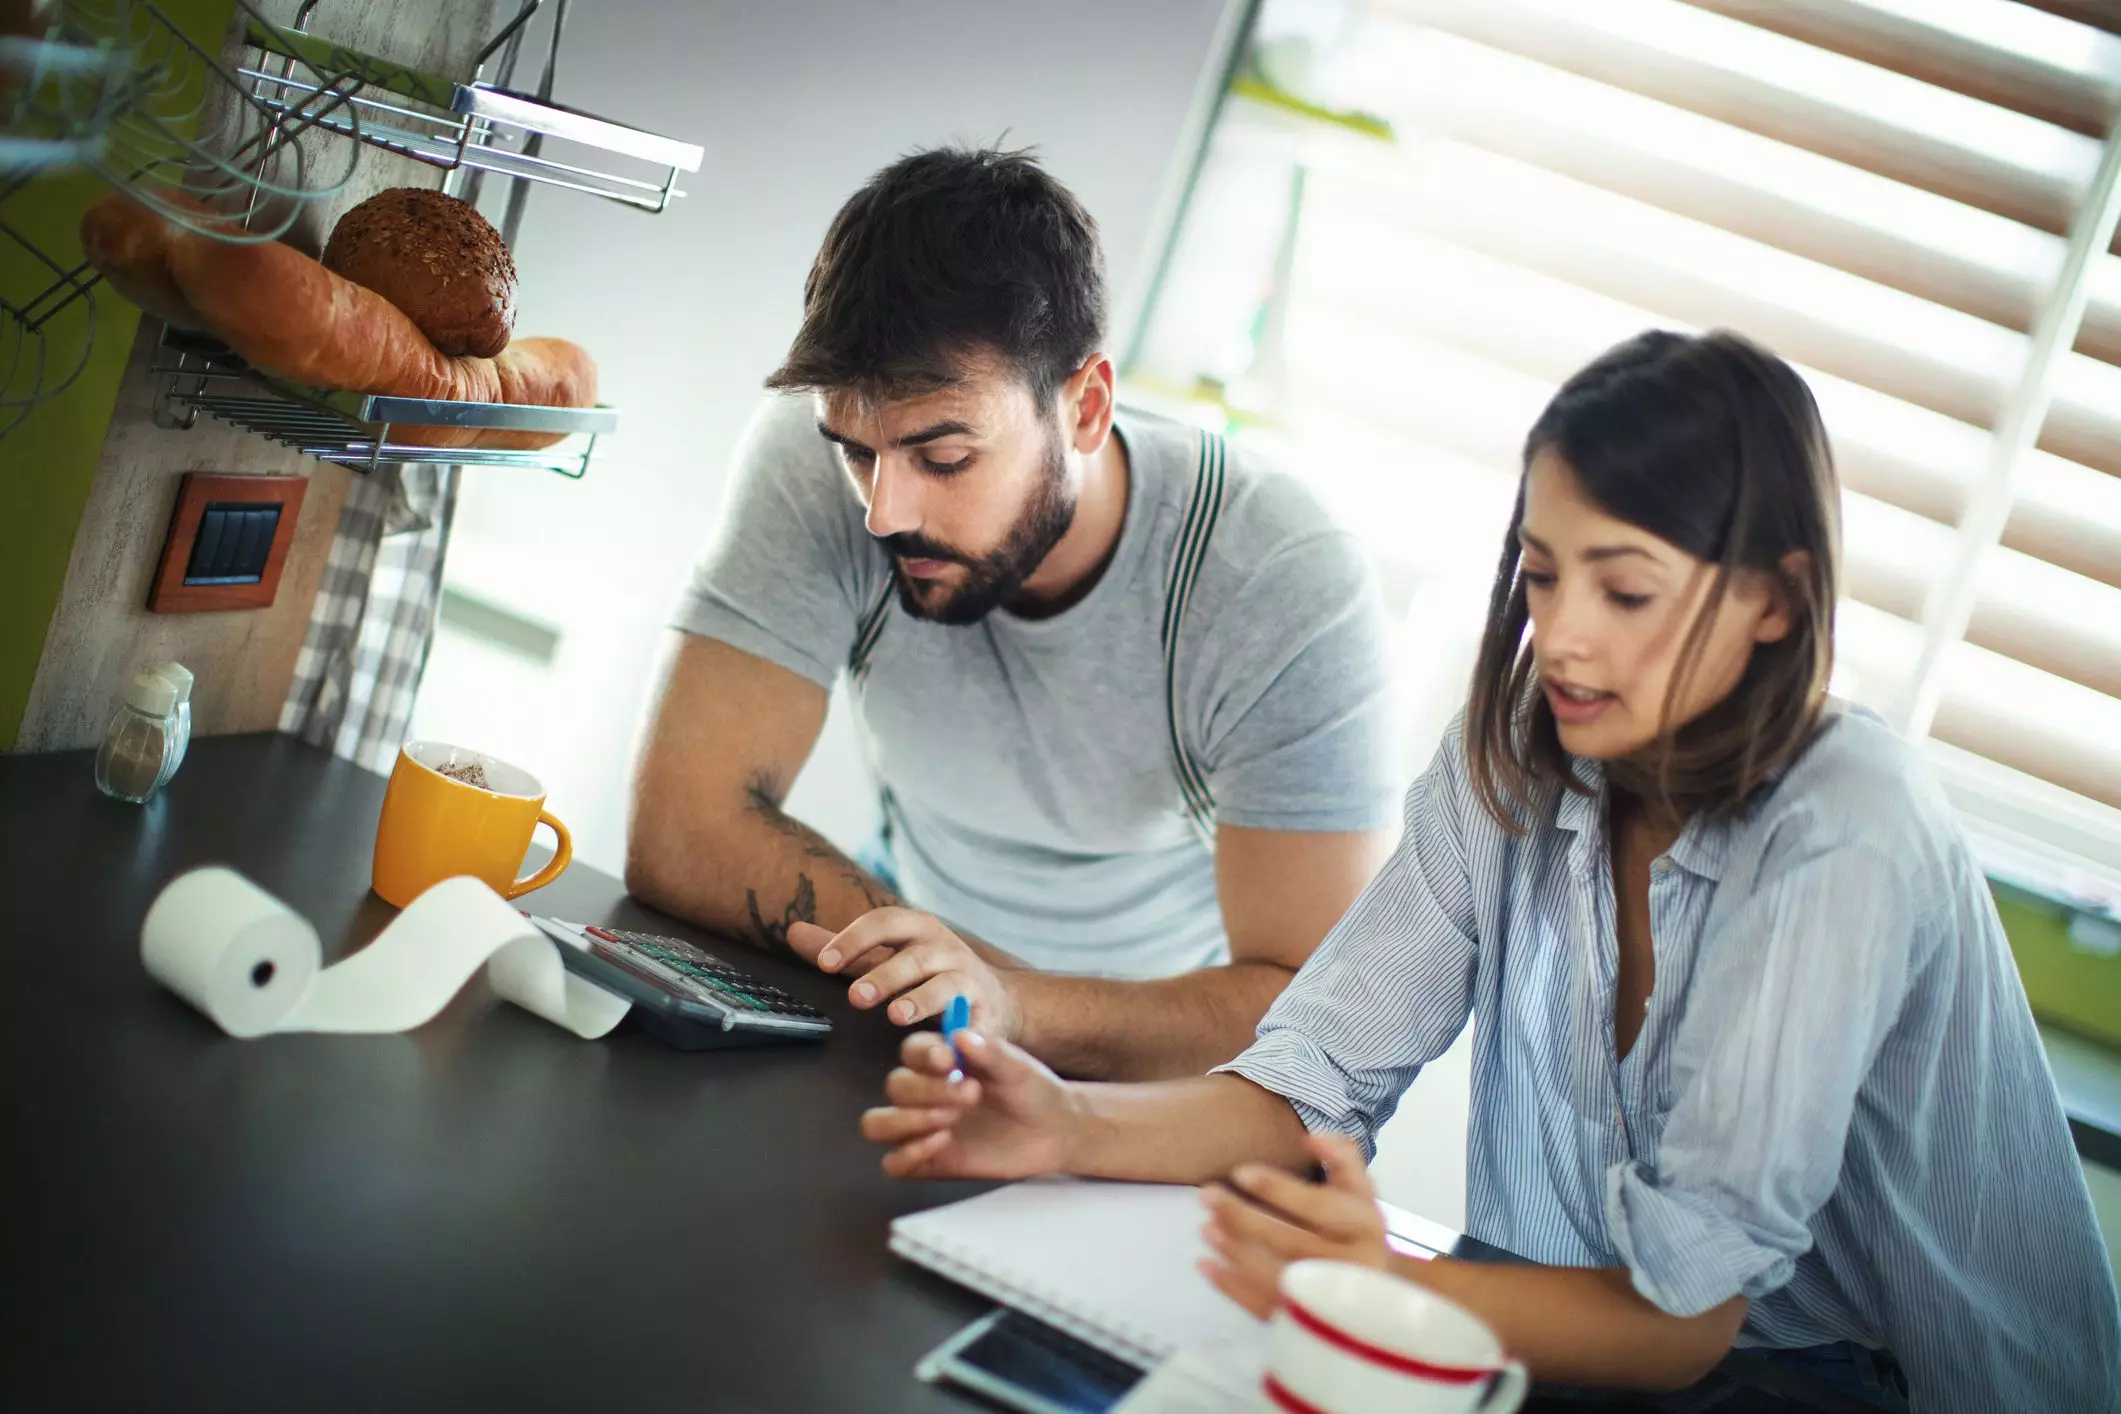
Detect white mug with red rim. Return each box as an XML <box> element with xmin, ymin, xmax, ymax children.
<box><xmin>1263</xmin><ymin>1260</ymin><xmax>1529</xmax><ymax>1414</ymax></box>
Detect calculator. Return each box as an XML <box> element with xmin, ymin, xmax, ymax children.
<box><xmin>528</xmin><ymin>917</ymin><xmax>832</xmax><ymax>1050</ymax></box>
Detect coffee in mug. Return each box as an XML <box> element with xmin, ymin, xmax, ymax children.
<box><xmin>371</xmin><ymin>741</ymin><xmax>572</xmax><ymax>908</ymax></box>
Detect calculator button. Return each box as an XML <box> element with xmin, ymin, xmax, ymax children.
<box><xmin>585</xmin><ymin>926</ymin><xmax>829</xmax><ymax>1020</ymax></box>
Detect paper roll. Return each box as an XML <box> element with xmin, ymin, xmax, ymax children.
<box><xmin>141</xmin><ymin>866</ymin><xmax>630</xmax><ymax>1040</ymax></box>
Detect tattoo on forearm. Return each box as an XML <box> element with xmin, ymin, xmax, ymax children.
<box><xmin>746</xmin><ymin>873</ymin><xmax>817</xmax><ymax>956</ymax></box>
<box><xmin>743</xmin><ymin>770</ymin><xmax>905</xmax><ymax>918</ymax></box>
<box><xmin>847</xmin><ymin>866</ymin><xmax>898</xmax><ymax>911</ymax></box>
<box><xmin>746</xmin><ymin>772</ymin><xmax>839</xmax><ymax>860</ymax></box>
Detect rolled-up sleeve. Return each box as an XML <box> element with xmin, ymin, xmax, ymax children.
<box><xmin>1215</xmin><ymin>720</ymin><xmax>1483</xmax><ymax>1158</ymax></box>
<box><xmin>1605</xmin><ymin>839</ymin><xmax>1920</xmax><ymax>1317</ymax></box>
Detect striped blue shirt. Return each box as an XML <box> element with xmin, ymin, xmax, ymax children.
<box><xmin>1221</xmin><ymin>704</ymin><xmax>2121</xmax><ymax>1411</ymax></box>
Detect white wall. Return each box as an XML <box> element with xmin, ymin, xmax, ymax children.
<box><xmin>412</xmin><ymin>0</ymin><xmax>1245</xmax><ymax>872</ymax></box>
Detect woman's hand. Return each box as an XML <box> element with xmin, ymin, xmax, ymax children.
<box><xmin>1199</xmin><ymin>1133</ymin><xmax>1394</xmax><ymax>1318</ymax></box>
<box><xmin>860</xmin><ymin>1029</ymin><xmax>1078</xmax><ymax>1180</ymax></box>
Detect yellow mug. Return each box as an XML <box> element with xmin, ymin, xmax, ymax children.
<box><xmin>371</xmin><ymin>741</ymin><xmax>572</xmax><ymax>908</ymax></box>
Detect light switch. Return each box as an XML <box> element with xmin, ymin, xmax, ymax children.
<box><xmin>149</xmin><ymin>473</ymin><xmax>308</xmax><ymax>613</ymax></box>
<box><xmin>183</xmin><ymin>502</ymin><xmax>283</xmax><ymax>586</ymax></box>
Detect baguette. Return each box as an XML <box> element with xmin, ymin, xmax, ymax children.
<box><xmin>460</xmin><ymin>338</ymin><xmax>599</xmax><ymax>450</ymax></box>
<box><xmin>81</xmin><ymin>192</ymin><xmax>596</xmax><ymax>452</ymax></box>
<box><xmin>79</xmin><ymin>191</ymin><xmax>209</xmax><ymax>331</ymax></box>
<box><xmin>167</xmin><ymin>230</ymin><xmax>596</xmax><ymax>452</ymax></box>
<box><xmin>166</xmin><ymin>224</ymin><xmax>504</xmax><ymax>403</ymax></box>
<box><xmin>366</xmin><ymin>337</ymin><xmax>597</xmax><ymax>450</ymax></box>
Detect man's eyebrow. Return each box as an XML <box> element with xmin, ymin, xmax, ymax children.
<box><xmin>814</xmin><ymin>419</ymin><xmax>976</xmax><ymax>452</ymax></box>
<box><xmin>895</xmin><ymin>419</ymin><xmax>975</xmax><ymax>447</ymax></box>
<box><xmin>815</xmin><ymin>421</ymin><xmax>869</xmax><ymax>454</ymax></box>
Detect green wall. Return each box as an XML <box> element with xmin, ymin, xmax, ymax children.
<box><xmin>1</xmin><ymin>169</ymin><xmax>143</xmax><ymax>750</ymax></box>
<box><xmin>1</xmin><ymin>0</ymin><xmax>236</xmax><ymax>750</ymax></box>
<box><xmin>1998</xmin><ymin>883</ymin><xmax>2121</xmax><ymax>1050</ymax></box>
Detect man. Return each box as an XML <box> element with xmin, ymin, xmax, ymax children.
<box><xmin>627</xmin><ymin>146</ymin><xmax>1398</xmax><ymax>1081</ymax></box>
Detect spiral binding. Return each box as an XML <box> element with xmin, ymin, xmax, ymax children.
<box><xmin>888</xmin><ymin>1228</ymin><xmax>1165</xmax><ymax>1369</ymax></box>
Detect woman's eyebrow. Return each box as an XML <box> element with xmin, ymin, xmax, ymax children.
<box><xmin>1583</xmin><ymin>545</ymin><xmax>1659</xmax><ymax>564</ymax></box>
<box><xmin>1517</xmin><ymin>528</ymin><xmax>1659</xmax><ymax>565</ymax></box>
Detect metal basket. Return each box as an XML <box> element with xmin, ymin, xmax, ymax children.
<box><xmin>0</xmin><ymin>174</ymin><xmax>98</xmax><ymax>437</ymax></box>
<box><xmin>153</xmin><ymin>328</ymin><xmax>615</xmax><ymax>478</ymax></box>
<box><xmin>2</xmin><ymin>0</ymin><xmax>681</xmax><ymax>457</ymax></box>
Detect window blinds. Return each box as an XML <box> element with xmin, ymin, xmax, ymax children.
<box><xmin>1132</xmin><ymin>0</ymin><xmax>2121</xmax><ymax>861</ymax></box>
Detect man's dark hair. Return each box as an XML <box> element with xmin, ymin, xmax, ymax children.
<box><xmin>766</xmin><ymin>145</ymin><xmax>1107</xmax><ymax>407</ymax></box>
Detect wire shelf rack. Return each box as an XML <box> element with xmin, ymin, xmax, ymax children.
<box><xmin>153</xmin><ymin>329</ymin><xmax>614</xmax><ymax>478</ymax></box>
<box><xmin>0</xmin><ymin>21</ymin><xmax>136</xmax><ymax>176</ymax></box>
<box><xmin>4</xmin><ymin>1</ymin><xmax>667</xmax><ymax>457</ymax></box>
<box><xmin>3</xmin><ymin>0</ymin><xmax>372</xmax><ymax>435</ymax></box>
<box><xmin>0</xmin><ymin>172</ymin><xmax>98</xmax><ymax>437</ymax></box>
<box><xmin>237</xmin><ymin>0</ymin><xmax>701</xmax><ymax>214</ymax></box>
<box><xmin>26</xmin><ymin>0</ymin><xmax>367</xmax><ymax>240</ymax></box>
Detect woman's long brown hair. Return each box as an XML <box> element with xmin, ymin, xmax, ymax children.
<box><xmin>1464</xmin><ymin>330</ymin><xmax>1841</xmax><ymax>832</ymax></box>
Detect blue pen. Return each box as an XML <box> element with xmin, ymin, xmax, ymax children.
<box><xmin>942</xmin><ymin>994</ymin><xmax>970</xmax><ymax>1067</ymax></box>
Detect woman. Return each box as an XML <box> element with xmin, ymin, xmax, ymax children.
<box><xmin>851</xmin><ymin>330</ymin><xmax>2121</xmax><ymax>1409</ymax></box>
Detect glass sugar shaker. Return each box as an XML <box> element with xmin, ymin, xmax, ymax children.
<box><xmin>94</xmin><ymin>673</ymin><xmax>178</xmax><ymax>804</ymax></box>
<box><xmin>148</xmin><ymin>660</ymin><xmax>194</xmax><ymax>788</ymax></box>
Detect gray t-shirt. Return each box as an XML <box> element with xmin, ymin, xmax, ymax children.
<box><xmin>675</xmin><ymin>394</ymin><xmax>1399</xmax><ymax>978</ymax></box>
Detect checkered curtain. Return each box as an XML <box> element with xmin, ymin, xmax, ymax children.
<box><xmin>278</xmin><ymin>461</ymin><xmax>457</xmax><ymax>772</ymax></box>
<box><xmin>252</xmin><ymin>0</ymin><xmax>522</xmax><ymax>773</ymax></box>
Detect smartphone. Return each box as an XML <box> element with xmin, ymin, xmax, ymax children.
<box><xmin>915</xmin><ymin>1309</ymin><xmax>1146</xmax><ymax>1414</ymax></box>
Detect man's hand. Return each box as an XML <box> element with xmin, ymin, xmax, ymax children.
<box><xmin>1198</xmin><ymin>1134</ymin><xmax>1394</xmax><ymax>1318</ymax></box>
<box><xmin>788</xmin><ymin>909</ymin><xmax>1022</xmax><ymax>1040</ymax></box>
<box><xmin>861</xmin><ymin>1031</ymin><xmax>1077</xmax><ymax>1180</ymax></box>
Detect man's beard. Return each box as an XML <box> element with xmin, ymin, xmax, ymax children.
<box><xmin>876</xmin><ymin>430</ymin><xmax>1077</xmax><ymax>626</ymax></box>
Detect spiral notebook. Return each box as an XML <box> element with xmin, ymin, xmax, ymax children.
<box><xmin>891</xmin><ymin>1177</ymin><xmax>1456</xmax><ymax>1370</ymax></box>
<box><xmin>890</xmin><ymin>1177</ymin><xmax>1259</xmax><ymax>1369</ymax></box>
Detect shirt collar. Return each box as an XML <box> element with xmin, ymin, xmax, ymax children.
<box><xmin>1667</xmin><ymin>813</ymin><xmax>1732</xmax><ymax>882</ymax></box>
<box><xmin>1550</xmin><ymin>752</ymin><xmax>1733</xmax><ymax>884</ymax></box>
<box><xmin>1553</xmin><ymin>754</ymin><xmax>1603</xmax><ymax>837</ymax></box>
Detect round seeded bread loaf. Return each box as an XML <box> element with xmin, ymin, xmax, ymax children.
<box><xmin>323</xmin><ymin>188</ymin><xmax>517</xmax><ymax>358</ymax></box>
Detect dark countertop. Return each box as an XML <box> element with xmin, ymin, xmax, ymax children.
<box><xmin>0</xmin><ymin>733</ymin><xmax>1002</xmax><ymax>1413</ymax></box>
<box><xmin>0</xmin><ymin>731</ymin><xmax>1835</xmax><ymax>1413</ymax></box>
